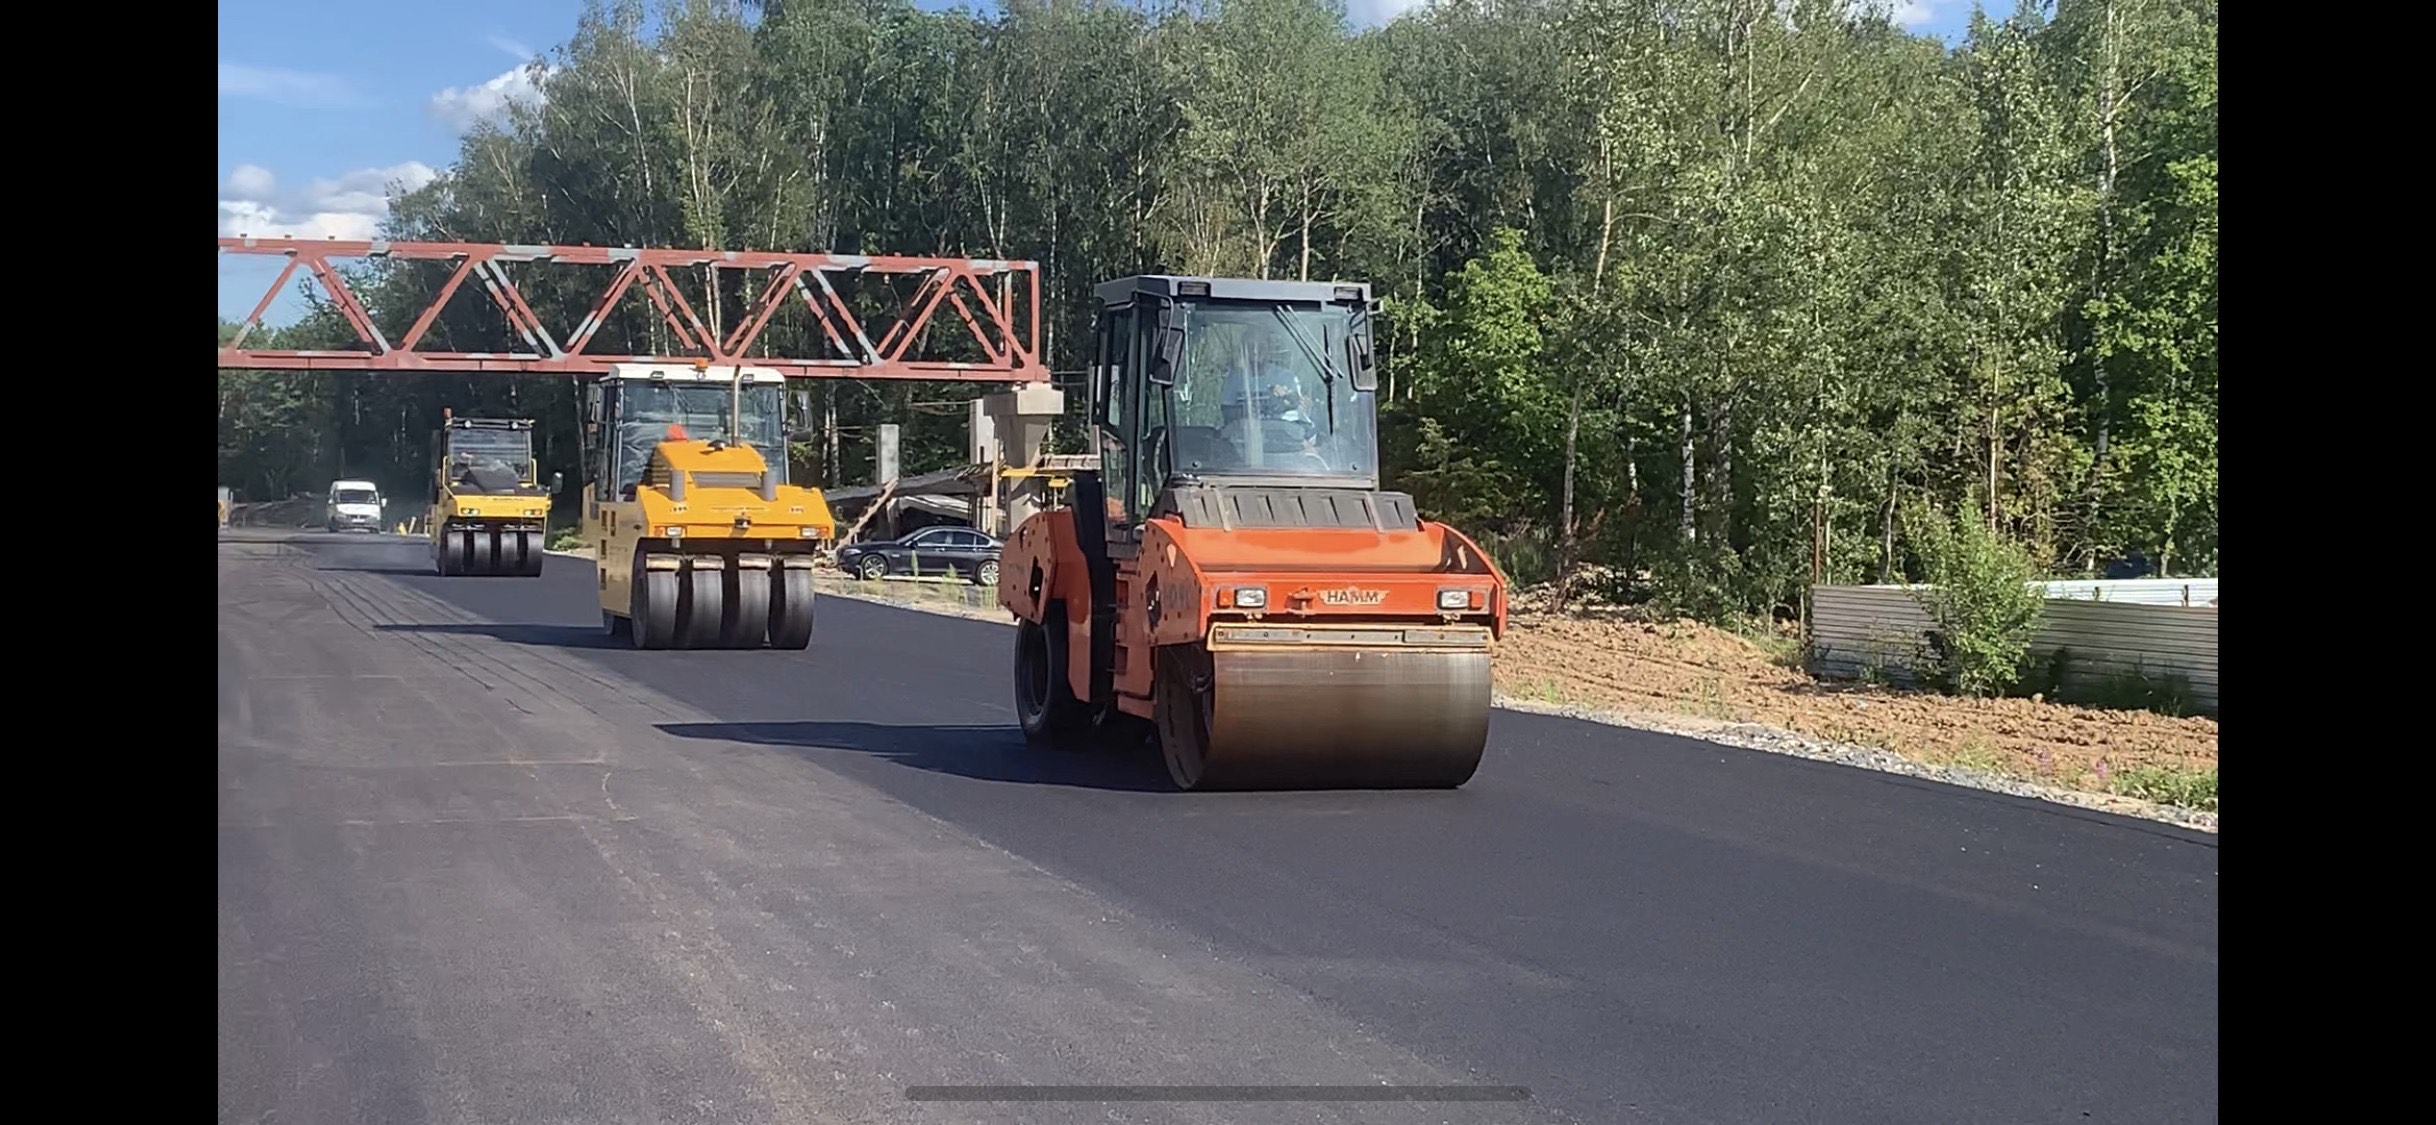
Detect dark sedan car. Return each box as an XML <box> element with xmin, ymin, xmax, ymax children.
<box><xmin>837</xmin><ymin>524</ymin><xmax>1002</xmax><ymax>586</ymax></box>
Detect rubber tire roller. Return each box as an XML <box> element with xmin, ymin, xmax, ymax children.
<box><xmin>624</xmin><ymin>552</ymin><xmax>816</xmax><ymax>651</ymax></box>
<box><xmin>434</xmin><ymin>524</ymin><xmax>545</xmax><ymax>577</ymax></box>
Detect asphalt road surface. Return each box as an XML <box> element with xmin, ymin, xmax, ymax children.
<box><xmin>218</xmin><ymin>529</ymin><xmax>2219</xmax><ymax>1125</ymax></box>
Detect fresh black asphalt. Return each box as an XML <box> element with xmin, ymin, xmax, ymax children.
<box><xmin>218</xmin><ymin>530</ymin><xmax>2219</xmax><ymax>1124</ymax></box>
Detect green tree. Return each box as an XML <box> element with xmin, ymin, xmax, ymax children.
<box><xmin>1903</xmin><ymin>499</ymin><xmax>2047</xmax><ymax>697</ymax></box>
<box><xmin>218</xmin><ymin>0</ymin><xmax>2215</xmax><ymax>612</ymax></box>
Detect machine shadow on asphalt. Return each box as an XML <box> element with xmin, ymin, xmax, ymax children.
<box><xmin>377</xmin><ymin>622</ymin><xmax>629</xmax><ymax>651</ymax></box>
<box><xmin>658</xmin><ymin>721</ymin><xmax>1178</xmax><ymax>792</ymax></box>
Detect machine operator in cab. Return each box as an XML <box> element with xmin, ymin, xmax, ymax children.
<box><xmin>1218</xmin><ymin>327</ymin><xmax>1334</xmax><ymax>473</ymax></box>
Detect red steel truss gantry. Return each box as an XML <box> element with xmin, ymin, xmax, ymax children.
<box><xmin>216</xmin><ymin>238</ymin><xmax>1042</xmax><ymax>381</ymax></box>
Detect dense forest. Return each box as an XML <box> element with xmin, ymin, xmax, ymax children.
<box><xmin>216</xmin><ymin>0</ymin><xmax>2218</xmax><ymax>619</ymax></box>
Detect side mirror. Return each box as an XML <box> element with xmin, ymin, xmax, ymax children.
<box><xmin>1148</xmin><ymin>306</ymin><xmax>1184</xmax><ymax>387</ymax></box>
<box><xmin>551</xmin><ymin>471</ymin><xmax>565</xmax><ymax>493</ymax></box>
<box><xmin>1347</xmin><ymin>309</ymin><xmax>1379</xmax><ymax>393</ymax></box>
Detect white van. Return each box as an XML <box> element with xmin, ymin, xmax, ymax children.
<box><xmin>325</xmin><ymin>479</ymin><xmax>385</xmax><ymax>533</ymax></box>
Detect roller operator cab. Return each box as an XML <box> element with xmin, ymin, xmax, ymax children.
<box><xmin>427</xmin><ymin>417</ymin><xmax>558</xmax><ymax>576</ymax></box>
<box><xmin>996</xmin><ymin>276</ymin><xmax>1511</xmax><ymax>791</ymax></box>
<box><xmin>581</xmin><ymin>363</ymin><xmax>835</xmax><ymax>650</ymax></box>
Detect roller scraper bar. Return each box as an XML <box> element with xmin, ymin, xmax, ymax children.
<box><xmin>217</xmin><ymin>238</ymin><xmax>1041</xmax><ymax>381</ymax></box>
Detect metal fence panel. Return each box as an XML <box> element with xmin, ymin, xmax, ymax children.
<box><xmin>2033</xmin><ymin>578</ymin><xmax>2218</xmax><ymax>606</ymax></box>
<box><xmin>1808</xmin><ymin>584</ymin><xmax>2218</xmax><ymax>713</ymax></box>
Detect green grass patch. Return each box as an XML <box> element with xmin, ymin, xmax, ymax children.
<box><xmin>2070</xmin><ymin>667</ymin><xmax>2203</xmax><ymax>718</ymax></box>
<box><xmin>1939</xmin><ymin>736</ymin><xmax>2009</xmax><ymax>775</ymax></box>
<box><xmin>1693</xmin><ymin>675</ymin><xmax>1738</xmax><ymax>721</ymax></box>
<box><xmin>1724</xmin><ymin>614</ymin><xmax>1804</xmax><ymax>669</ymax></box>
<box><xmin>2012</xmin><ymin>649</ymin><xmax>2206</xmax><ymax>719</ymax></box>
<box><xmin>2107</xmin><ymin>764</ymin><xmax>2217</xmax><ymax>812</ymax></box>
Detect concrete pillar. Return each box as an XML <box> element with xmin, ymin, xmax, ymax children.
<box><xmin>982</xmin><ymin>383</ymin><xmax>1064</xmax><ymax>469</ymax></box>
<box><xmin>967</xmin><ymin>399</ymin><xmax>996</xmax><ymax>466</ymax></box>
<box><xmin>981</xmin><ymin>382</ymin><xmax>1065</xmax><ymax>535</ymax></box>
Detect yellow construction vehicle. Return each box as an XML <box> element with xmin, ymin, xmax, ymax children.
<box><xmin>582</xmin><ymin>363</ymin><xmax>835</xmax><ymax>649</ymax></box>
<box><xmin>428</xmin><ymin>414</ymin><xmax>560</xmax><ymax>576</ymax></box>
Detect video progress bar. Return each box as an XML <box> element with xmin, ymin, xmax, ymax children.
<box><xmin>904</xmin><ymin>1085</ymin><xmax>1532</xmax><ymax>1102</ymax></box>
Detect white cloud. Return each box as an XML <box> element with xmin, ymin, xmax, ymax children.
<box><xmin>429</xmin><ymin>64</ymin><xmax>550</xmax><ymax>135</ymax></box>
<box><xmin>1884</xmin><ymin>0</ymin><xmax>1981</xmax><ymax>28</ymax></box>
<box><xmin>218</xmin><ymin>62</ymin><xmax>361</xmax><ymax>109</ymax></box>
<box><xmin>487</xmin><ymin>35</ymin><xmax>535</xmax><ymax>61</ymax></box>
<box><xmin>1346</xmin><ymin>0</ymin><xmax>1428</xmax><ymax>26</ymax></box>
<box><xmin>226</xmin><ymin>163</ymin><xmax>277</xmax><ymax>200</ymax></box>
<box><xmin>217</xmin><ymin>161</ymin><xmax>439</xmax><ymax>242</ymax></box>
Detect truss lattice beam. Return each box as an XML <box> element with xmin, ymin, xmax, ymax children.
<box><xmin>216</xmin><ymin>238</ymin><xmax>1042</xmax><ymax>381</ymax></box>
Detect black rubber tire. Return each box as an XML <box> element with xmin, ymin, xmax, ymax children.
<box><xmin>439</xmin><ymin>526</ymin><xmax>470</xmax><ymax>576</ymax></box>
<box><xmin>975</xmin><ymin>559</ymin><xmax>1000</xmax><ymax>588</ymax></box>
<box><xmin>1015</xmin><ymin>609</ymin><xmax>1090</xmax><ymax>747</ymax></box>
<box><xmin>515</xmin><ymin>530</ymin><xmax>545</xmax><ymax>576</ymax></box>
<box><xmin>1154</xmin><ymin>644</ymin><xmax>1217</xmax><ymax>790</ymax></box>
<box><xmin>676</xmin><ymin>563</ymin><xmax>724</xmax><ymax>649</ymax></box>
<box><xmin>632</xmin><ymin>555</ymin><xmax>680</xmax><ymax>650</ymax></box>
<box><xmin>858</xmin><ymin>554</ymin><xmax>888</xmax><ymax>581</ymax></box>
<box><xmin>768</xmin><ymin>567</ymin><xmax>816</xmax><ymax>650</ymax></box>
<box><xmin>720</xmin><ymin>565</ymin><xmax>771</xmax><ymax>649</ymax></box>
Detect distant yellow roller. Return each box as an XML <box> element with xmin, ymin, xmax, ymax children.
<box><xmin>428</xmin><ymin>414</ymin><xmax>557</xmax><ymax>577</ymax></box>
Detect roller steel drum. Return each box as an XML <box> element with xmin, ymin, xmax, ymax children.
<box><xmin>1158</xmin><ymin>639</ymin><xmax>1491</xmax><ymax>791</ymax></box>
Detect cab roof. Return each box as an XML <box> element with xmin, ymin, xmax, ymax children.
<box><xmin>1093</xmin><ymin>275</ymin><xmax>1371</xmax><ymax>308</ymax></box>
<box><xmin>601</xmin><ymin>362</ymin><xmax>786</xmax><ymax>385</ymax></box>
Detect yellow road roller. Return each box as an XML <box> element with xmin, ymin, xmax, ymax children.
<box><xmin>428</xmin><ymin>414</ymin><xmax>560</xmax><ymax>576</ymax></box>
<box><xmin>582</xmin><ymin>363</ymin><xmax>836</xmax><ymax>649</ymax></box>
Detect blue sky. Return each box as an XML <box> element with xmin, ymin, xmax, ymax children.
<box><xmin>217</xmin><ymin>0</ymin><xmax>2013</xmax><ymax>326</ymax></box>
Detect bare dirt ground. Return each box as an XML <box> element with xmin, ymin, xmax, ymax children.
<box><xmin>549</xmin><ymin>545</ymin><xmax>2219</xmax><ymax>828</ymax></box>
<box><xmin>1491</xmin><ymin>602</ymin><xmax>2218</xmax><ymax>803</ymax></box>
